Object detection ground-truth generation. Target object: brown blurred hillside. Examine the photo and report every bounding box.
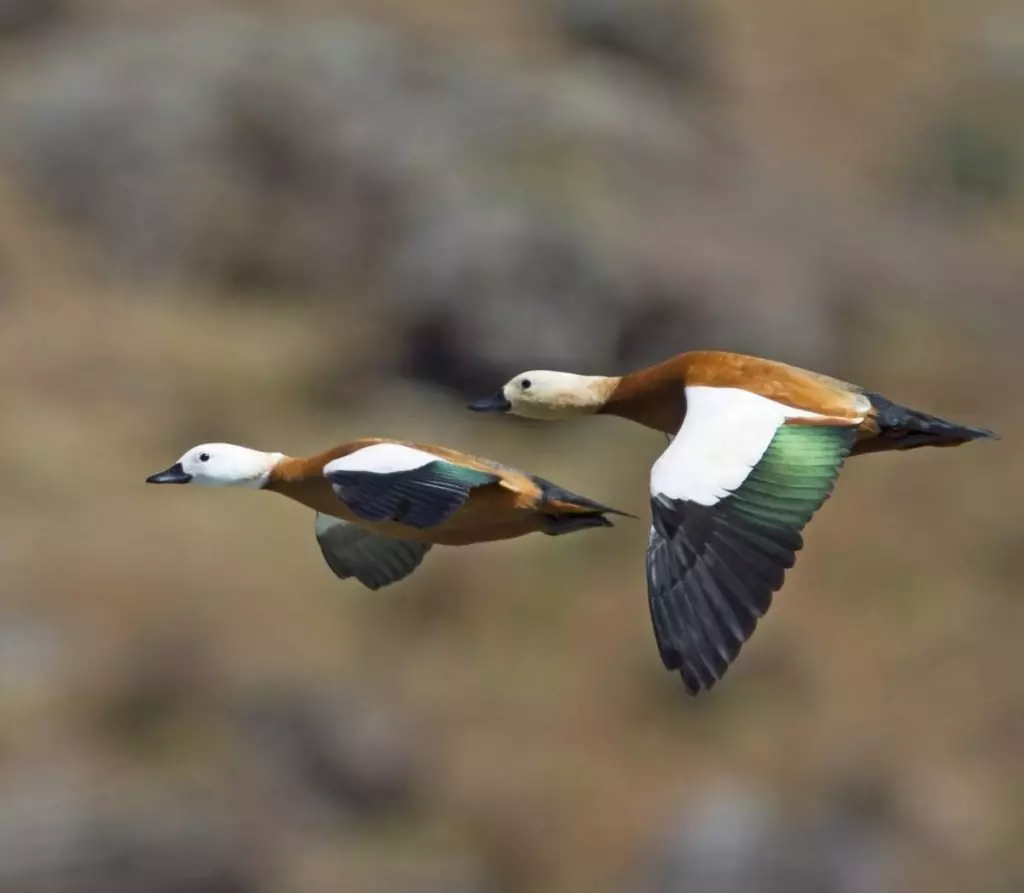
[0,1,1021,892]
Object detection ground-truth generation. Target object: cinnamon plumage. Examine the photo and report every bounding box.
[147,438,630,590]
[470,350,997,695]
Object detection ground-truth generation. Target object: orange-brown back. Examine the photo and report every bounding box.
[264,438,608,546]
[602,350,870,434]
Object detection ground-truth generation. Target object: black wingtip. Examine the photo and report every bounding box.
[866,393,1000,447]
[680,669,718,697]
[607,507,641,520]
[957,423,999,441]
[647,494,797,697]
[541,513,615,535]
[531,475,638,520]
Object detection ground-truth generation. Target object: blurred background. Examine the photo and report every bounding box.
[0,1,1021,891]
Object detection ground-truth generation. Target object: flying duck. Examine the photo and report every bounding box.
[146,438,630,590]
[469,350,998,695]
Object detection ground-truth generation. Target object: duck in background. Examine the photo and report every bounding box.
[469,350,998,695]
[147,438,632,591]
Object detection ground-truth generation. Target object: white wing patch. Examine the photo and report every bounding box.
[650,386,851,506]
[323,443,440,476]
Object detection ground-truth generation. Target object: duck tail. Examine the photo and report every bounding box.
[861,392,999,453]
[531,475,637,535]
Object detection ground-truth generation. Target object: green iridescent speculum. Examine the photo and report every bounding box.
[724,424,857,529]
[428,461,497,488]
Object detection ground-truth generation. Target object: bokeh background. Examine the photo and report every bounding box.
[0,1,1021,891]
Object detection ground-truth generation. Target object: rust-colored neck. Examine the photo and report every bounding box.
[264,440,382,487]
[597,358,687,434]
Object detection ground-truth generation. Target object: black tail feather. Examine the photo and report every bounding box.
[865,392,998,451]
[541,513,616,536]
[532,476,638,520]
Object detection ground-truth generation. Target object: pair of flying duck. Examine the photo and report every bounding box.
[148,351,996,695]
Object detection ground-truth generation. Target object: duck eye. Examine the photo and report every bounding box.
[199,453,210,463]
[521,379,532,391]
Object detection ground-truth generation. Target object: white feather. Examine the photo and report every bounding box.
[323,443,440,476]
[175,443,283,488]
[650,386,842,506]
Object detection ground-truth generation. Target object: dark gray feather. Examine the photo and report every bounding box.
[646,425,857,695]
[326,461,499,529]
[314,514,432,591]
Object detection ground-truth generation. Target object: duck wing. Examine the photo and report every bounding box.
[647,385,859,695]
[323,443,500,529]
[314,514,433,590]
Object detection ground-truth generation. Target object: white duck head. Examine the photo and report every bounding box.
[468,370,618,420]
[146,443,284,488]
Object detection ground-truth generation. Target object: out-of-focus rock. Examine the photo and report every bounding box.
[96,634,218,751]
[0,19,412,290]
[902,19,1024,212]
[0,614,65,700]
[0,0,64,36]
[0,14,1019,394]
[239,687,423,821]
[638,781,902,893]
[974,9,1024,82]
[391,203,633,390]
[554,0,712,85]
[0,15,734,386]
[0,774,260,893]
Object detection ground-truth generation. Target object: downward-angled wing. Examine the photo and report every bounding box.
[647,386,860,695]
[324,443,500,529]
[314,513,432,590]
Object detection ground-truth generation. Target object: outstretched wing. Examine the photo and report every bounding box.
[314,514,432,590]
[323,443,500,529]
[647,386,860,695]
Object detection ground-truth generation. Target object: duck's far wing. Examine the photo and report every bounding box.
[323,443,500,529]
[647,386,860,695]
[314,514,432,590]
